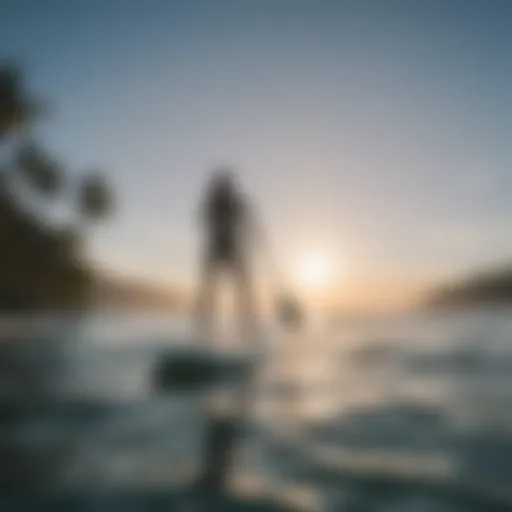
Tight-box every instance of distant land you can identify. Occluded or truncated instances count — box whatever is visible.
[92,275,188,313]
[425,266,512,309]
[91,264,512,313]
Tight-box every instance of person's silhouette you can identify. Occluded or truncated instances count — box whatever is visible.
[195,168,255,340]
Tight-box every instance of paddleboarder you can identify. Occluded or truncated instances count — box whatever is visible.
[195,168,256,339]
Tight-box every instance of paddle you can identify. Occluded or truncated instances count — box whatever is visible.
[262,234,304,329]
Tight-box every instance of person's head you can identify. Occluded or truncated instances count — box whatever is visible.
[210,166,237,196]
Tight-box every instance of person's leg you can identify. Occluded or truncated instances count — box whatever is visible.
[195,255,217,342]
[195,256,255,493]
[233,256,255,342]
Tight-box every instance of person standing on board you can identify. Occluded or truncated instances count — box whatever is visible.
[195,167,257,341]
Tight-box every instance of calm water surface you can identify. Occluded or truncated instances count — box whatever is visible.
[1,310,512,510]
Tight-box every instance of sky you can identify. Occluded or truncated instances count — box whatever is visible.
[2,0,512,308]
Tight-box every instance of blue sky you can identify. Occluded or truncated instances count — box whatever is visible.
[2,0,512,299]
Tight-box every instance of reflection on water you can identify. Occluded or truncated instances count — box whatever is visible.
[1,311,512,510]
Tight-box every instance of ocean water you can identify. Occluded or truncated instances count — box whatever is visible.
[1,310,512,511]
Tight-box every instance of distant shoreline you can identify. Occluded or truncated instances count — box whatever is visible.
[424,266,512,310]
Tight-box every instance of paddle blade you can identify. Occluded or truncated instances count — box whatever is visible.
[276,294,304,329]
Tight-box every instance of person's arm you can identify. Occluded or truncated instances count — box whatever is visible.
[194,182,212,228]
[243,198,265,252]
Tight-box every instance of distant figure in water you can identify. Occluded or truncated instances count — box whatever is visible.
[196,168,256,340]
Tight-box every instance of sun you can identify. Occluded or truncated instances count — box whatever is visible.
[294,250,334,288]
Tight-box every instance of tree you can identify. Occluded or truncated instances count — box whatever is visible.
[0,64,40,140]
[79,173,112,222]
[15,141,63,198]
[0,62,113,310]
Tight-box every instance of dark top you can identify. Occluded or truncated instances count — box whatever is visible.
[204,185,246,262]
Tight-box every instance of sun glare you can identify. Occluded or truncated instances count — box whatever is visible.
[294,251,334,288]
